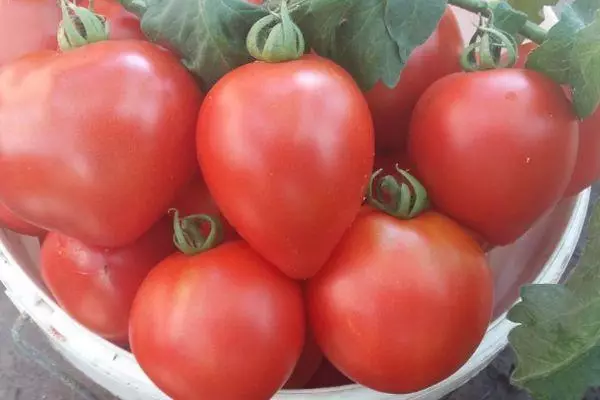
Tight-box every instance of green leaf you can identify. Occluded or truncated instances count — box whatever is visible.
[507,0,558,23]
[570,11,600,117]
[298,0,446,90]
[120,0,268,89]
[508,201,600,400]
[525,0,600,117]
[489,0,529,38]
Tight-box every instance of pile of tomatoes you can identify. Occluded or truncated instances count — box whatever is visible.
[0,1,597,399]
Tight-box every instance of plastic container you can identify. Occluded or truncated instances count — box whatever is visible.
[0,188,589,400]
[0,6,582,400]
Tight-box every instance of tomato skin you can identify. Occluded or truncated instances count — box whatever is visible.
[365,7,463,153]
[0,40,203,247]
[87,0,145,41]
[565,110,600,196]
[40,217,174,344]
[512,42,600,197]
[197,57,374,279]
[307,210,493,394]
[0,202,45,237]
[129,242,305,400]
[408,69,578,246]
[0,0,143,67]
[170,176,239,241]
[0,0,61,66]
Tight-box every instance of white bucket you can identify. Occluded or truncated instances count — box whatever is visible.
[0,6,576,400]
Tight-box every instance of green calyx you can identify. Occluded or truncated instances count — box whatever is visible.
[170,209,224,256]
[246,0,305,63]
[460,16,518,72]
[367,167,429,220]
[57,0,110,51]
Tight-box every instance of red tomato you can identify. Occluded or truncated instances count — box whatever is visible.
[84,0,145,41]
[408,69,578,246]
[40,217,174,344]
[0,40,203,247]
[170,176,239,241]
[511,42,600,197]
[365,8,463,153]
[197,57,374,279]
[305,359,353,389]
[0,0,61,66]
[0,0,143,67]
[307,210,493,394]
[284,327,323,389]
[129,242,305,400]
[0,202,45,237]
[565,110,600,196]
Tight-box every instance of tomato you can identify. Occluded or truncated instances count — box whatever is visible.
[197,56,374,279]
[86,0,145,41]
[565,110,600,196]
[170,176,239,241]
[512,42,600,197]
[305,359,353,389]
[307,210,493,394]
[284,327,323,389]
[0,0,61,66]
[129,241,305,400]
[0,202,45,237]
[0,40,203,247]
[0,0,143,67]
[40,217,174,344]
[408,69,578,246]
[365,8,463,153]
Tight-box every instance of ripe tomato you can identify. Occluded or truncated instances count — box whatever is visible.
[86,0,145,41]
[565,110,600,196]
[307,210,493,394]
[41,217,174,344]
[0,0,143,67]
[0,0,61,66]
[129,242,305,400]
[197,56,374,279]
[0,40,203,247]
[170,176,239,241]
[365,7,463,153]
[512,42,600,197]
[409,69,578,246]
[284,327,323,389]
[0,202,45,237]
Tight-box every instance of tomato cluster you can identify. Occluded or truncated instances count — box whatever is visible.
[0,2,593,400]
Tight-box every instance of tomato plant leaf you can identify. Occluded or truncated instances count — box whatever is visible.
[120,0,268,89]
[508,200,600,400]
[525,0,600,117]
[298,0,446,90]
[570,12,600,117]
[489,0,529,38]
[506,0,558,23]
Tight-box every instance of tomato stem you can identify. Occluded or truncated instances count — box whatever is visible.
[460,24,518,72]
[367,167,429,220]
[57,0,110,51]
[448,0,549,44]
[246,0,306,63]
[170,209,224,255]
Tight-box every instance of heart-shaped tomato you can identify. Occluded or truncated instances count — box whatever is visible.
[0,40,203,247]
